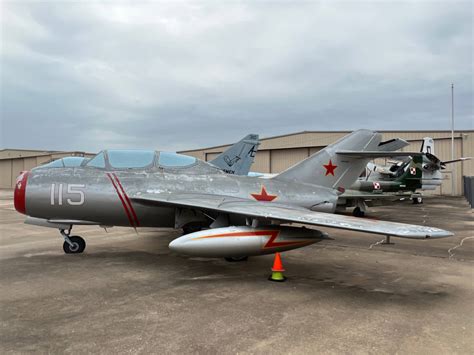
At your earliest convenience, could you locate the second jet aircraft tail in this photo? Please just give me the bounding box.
[210,134,260,175]
[273,130,383,189]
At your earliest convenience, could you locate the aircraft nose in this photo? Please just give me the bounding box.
[14,171,30,215]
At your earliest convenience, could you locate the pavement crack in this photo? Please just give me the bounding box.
[368,238,386,249]
[448,236,474,259]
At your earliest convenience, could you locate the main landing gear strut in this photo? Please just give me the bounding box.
[352,207,365,217]
[60,228,86,254]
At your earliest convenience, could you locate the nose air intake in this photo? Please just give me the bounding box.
[14,171,30,215]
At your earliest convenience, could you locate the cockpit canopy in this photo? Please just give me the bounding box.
[158,151,197,168]
[32,150,201,171]
[85,150,197,170]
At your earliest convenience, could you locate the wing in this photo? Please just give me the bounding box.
[441,157,472,165]
[340,190,412,200]
[131,193,452,239]
[337,151,423,158]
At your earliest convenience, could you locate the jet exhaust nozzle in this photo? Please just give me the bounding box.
[169,226,327,258]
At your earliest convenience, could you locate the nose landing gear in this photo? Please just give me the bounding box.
[60,228,86,254]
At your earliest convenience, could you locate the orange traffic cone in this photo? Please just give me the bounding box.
[268,252,287,282]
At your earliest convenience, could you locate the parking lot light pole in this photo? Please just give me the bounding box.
[451,83,455,196]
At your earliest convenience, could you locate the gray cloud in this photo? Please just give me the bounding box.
[1,0,472,152]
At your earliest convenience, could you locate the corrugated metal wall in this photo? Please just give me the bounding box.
[181,130,474,196]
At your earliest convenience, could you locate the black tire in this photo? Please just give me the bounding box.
[352,207,365,217]
[63,236,86,254]
[224,256,249,262]
[413,197,423,205]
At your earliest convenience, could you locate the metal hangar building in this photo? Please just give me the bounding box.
[180,130,474,196]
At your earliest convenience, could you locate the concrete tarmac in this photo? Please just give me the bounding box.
[1,190,473,354]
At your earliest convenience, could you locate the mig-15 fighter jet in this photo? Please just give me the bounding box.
[14,130,452,261]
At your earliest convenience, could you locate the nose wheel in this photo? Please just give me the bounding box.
[60,228,86,254]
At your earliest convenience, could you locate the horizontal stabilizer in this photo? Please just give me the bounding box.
[377,138,409,152]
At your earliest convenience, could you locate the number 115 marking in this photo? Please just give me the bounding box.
[50,184,85,206]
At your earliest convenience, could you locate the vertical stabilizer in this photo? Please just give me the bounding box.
[210,134,260,175]
[420,137,435,155]
[273,130,382,189]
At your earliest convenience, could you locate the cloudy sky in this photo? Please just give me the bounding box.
[1,0,472,152]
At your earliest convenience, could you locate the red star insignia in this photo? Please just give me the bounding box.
[251,186,277,202]
[323,160,337,176]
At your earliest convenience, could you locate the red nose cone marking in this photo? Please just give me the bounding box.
[14,171,29,215]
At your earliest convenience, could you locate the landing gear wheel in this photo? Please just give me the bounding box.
[63,236,86,254]
[413,196,423,204]
[225,256,249,262]
[352,207,365,217]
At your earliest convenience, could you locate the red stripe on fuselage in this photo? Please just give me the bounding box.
[111,173,140,227]
[106,173,135,227]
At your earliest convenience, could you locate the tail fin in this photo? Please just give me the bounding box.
[210,134,260,175]
[420,137,434,155]
[274,130,382,189]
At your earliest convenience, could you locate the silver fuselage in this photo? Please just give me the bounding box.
[24,166,338,228]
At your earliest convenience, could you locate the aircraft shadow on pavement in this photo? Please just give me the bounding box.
[6,248,453,309]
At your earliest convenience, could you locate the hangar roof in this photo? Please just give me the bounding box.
[0,149,94,160]
[179,130,474,154]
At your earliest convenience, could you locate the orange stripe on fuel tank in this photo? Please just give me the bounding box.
[193,230,313,249]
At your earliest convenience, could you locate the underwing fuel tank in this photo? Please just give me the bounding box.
[169,226,328,258]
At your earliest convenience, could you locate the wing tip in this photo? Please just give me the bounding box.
[425,231,455,239]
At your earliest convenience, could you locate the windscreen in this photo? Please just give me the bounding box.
[38,159,64,168]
